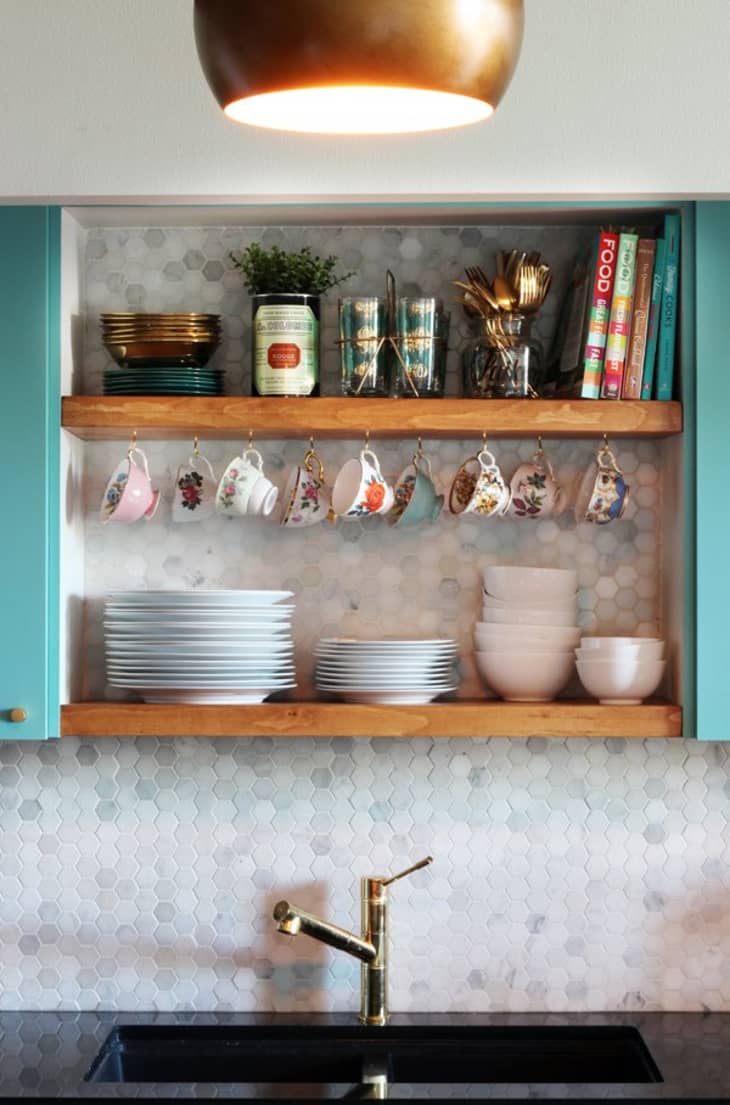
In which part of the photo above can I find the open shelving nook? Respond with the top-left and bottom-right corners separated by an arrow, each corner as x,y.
58,201 -> 693,740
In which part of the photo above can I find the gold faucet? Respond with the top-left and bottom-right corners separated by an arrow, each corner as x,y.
273,856 -> 433,1026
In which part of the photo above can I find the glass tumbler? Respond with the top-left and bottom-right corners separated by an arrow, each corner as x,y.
393,297 -> 448,398
339,297 -> 388,397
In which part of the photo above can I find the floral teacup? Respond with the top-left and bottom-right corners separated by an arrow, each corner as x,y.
449,449 -> 511,518
281,447 -> 332,528
100,446 -> 160,525
172,451 -> 216,523
576,444 -> 630,525
332,447 -> 394,520
216,448 -> 279,518
509,448 -> 563,520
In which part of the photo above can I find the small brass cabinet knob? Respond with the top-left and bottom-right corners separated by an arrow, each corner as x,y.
9,708 -> 27,723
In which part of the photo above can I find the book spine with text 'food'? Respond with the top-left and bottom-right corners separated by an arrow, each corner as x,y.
640,237 -> 666,399
622,238 -> 656,398
580,230 -> 619,398
655,213 -> 681,400
601,231 -> 639,399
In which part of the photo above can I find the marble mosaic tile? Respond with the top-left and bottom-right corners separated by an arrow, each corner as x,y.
1,736 -> 729,1013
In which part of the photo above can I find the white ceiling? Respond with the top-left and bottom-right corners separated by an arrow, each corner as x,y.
0,0 -> 728,201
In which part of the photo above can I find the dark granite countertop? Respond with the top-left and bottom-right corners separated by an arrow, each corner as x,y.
1,1011 -> 729,1102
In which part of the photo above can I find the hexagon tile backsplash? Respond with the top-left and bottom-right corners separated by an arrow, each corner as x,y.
4,220 -> 723,1015
2,735 -> 729,1013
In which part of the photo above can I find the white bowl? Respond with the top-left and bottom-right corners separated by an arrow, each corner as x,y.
576,641 -> 664,663
575,659 -> 666,704
578,636 -> 662,649
482,591 -> 578,612
482,606 -> 578,628
475,650 -> 574,702
483,566 -> 578,602
475,624 -> 582,650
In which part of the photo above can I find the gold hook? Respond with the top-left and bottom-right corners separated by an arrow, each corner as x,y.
417,436 -> 423,454
193,435 -> 200,457
364,430 -> 370,450
482,431 -> 488,450
248,429 -> 254,450
309,435 -> 315,452
602,433 -> 609,450
127,429 -> 137,455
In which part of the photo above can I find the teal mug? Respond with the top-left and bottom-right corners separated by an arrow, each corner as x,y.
390,453 -> 444,527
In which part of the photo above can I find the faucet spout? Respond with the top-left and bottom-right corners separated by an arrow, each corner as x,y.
273,900 -> 376,964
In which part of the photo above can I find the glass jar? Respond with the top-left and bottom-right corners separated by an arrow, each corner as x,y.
462,313 -> 544,399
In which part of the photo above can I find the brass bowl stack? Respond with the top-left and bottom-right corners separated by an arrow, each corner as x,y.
101,313 -> 223,395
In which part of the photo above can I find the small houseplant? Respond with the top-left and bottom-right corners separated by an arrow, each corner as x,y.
231,244 -> 353,397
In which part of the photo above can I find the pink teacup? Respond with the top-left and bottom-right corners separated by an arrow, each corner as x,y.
100,447 -> 160,525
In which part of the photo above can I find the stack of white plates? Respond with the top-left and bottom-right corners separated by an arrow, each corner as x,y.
475,566 -> 579,702
104,590 -> 297,704
315,638 -> 459,705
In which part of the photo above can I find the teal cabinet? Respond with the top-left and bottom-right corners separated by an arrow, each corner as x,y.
0,207 -> 60,740
695,202 -> 730,740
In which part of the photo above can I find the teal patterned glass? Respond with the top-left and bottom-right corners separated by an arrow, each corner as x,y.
339,297 -> 388,397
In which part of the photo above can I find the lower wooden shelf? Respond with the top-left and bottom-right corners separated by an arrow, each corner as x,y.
60,700 -> 682,739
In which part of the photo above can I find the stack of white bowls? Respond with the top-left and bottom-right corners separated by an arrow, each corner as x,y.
575,637 -> 666,704
104,590 -> 297,704
315,638 -> 459,705
474,567 -> 580,702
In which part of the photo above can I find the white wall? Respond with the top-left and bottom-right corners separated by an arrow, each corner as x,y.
0,0 -> 728,201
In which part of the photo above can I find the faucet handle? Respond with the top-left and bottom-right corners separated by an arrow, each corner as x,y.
381,856 -> 433,887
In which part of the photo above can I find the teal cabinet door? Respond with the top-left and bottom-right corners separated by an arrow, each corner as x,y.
696,202 -> 730,740
0,207 -> 60,739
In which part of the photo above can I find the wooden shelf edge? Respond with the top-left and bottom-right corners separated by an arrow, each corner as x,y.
61,701 -> 683,739
61,396 -> 683,441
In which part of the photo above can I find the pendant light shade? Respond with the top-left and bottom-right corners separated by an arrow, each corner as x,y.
193,0 -> 524,135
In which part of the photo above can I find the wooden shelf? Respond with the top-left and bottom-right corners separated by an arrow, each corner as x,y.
61,396 -> 683,441
61,701 -> 682,739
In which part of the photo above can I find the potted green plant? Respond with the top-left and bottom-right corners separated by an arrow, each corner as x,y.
231,244 -> 353,397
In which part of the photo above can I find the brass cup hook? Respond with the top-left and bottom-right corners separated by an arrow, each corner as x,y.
247,429 -> 255,450
192,435 -> 200,458
127,429 -> 138,456
364,430 -> 370,450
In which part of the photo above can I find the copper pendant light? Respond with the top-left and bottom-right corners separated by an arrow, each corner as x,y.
193,0 -> 524,135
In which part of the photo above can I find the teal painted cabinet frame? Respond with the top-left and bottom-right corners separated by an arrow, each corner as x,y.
696,201 -> 730,740
0,200 -> 718,739
0,207 -> 60,740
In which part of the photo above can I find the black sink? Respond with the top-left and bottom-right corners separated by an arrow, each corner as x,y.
86,1024 -> 662,1085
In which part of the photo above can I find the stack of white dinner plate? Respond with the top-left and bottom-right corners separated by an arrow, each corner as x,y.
315,638 -> 459,705
474,566 -> 580,702
104,590 -> 297,704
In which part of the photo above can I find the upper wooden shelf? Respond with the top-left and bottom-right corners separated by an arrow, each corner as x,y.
61,396 -> 683,441
61,700 -> 682,739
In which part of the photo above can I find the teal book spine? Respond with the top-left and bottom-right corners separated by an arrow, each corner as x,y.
655,214 -> 681,399
641,237 -> 666,399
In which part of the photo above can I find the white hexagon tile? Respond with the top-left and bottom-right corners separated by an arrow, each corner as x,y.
2,223 -> 723,1016
1,735 -> 730,1013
